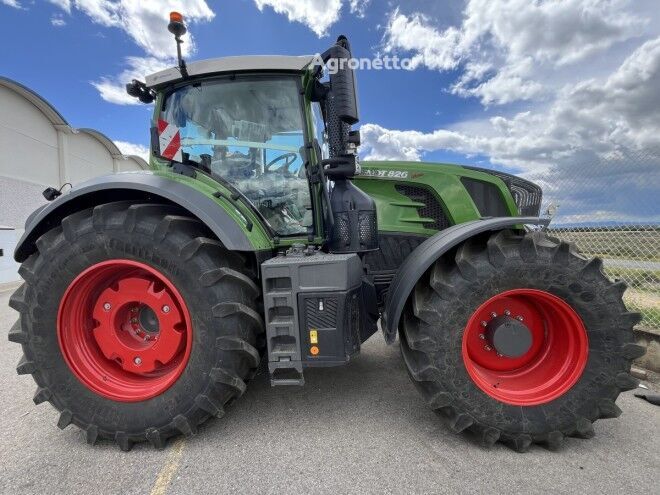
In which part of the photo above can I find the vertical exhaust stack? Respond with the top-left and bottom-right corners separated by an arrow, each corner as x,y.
320,37 -> 378,254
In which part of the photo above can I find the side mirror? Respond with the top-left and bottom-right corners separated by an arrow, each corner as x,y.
126,79 -> 155,104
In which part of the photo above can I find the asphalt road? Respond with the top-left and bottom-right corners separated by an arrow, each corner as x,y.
1,287 -> 658,495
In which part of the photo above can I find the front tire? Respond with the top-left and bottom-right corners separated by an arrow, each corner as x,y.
400,230 -> 645,452
9,202 -> 264,450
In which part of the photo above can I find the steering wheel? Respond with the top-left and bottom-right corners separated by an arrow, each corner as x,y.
265,153 -> 298,173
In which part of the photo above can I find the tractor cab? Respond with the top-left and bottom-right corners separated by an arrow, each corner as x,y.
127,13 -> 376,252
155,71 -> 313,236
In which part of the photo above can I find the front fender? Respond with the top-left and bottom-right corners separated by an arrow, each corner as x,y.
14,173 -> 258,262
381,216 -> 550,343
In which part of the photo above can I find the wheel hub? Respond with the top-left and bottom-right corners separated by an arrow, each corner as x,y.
57,260 -> 193,402
485,315 -> 532,358
138,305 -> 160,334
91,276 -> 185,374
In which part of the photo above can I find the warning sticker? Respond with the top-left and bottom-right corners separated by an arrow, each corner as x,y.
157,119 -> 183,162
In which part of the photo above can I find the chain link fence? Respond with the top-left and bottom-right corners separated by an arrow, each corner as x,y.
533,148 -> 660,330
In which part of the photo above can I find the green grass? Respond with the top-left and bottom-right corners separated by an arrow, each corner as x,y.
629,305 -> 660,331
549,228 -> 660,262
550,228 -> 660,329
605,267 -> 660,294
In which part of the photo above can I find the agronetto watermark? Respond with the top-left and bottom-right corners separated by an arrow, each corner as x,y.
311,53 -> 415,74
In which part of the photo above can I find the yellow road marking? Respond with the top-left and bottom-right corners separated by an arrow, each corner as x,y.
150,438 -> 186,495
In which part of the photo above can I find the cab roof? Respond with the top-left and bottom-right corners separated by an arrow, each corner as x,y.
145,55 -> 316,89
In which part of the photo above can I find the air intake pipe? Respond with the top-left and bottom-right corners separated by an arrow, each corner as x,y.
317,36 -> 377,254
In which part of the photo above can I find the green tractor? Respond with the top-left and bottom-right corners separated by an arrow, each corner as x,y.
9,13 -> 644,452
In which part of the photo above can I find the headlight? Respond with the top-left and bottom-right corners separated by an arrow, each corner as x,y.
464,167 -> 543,217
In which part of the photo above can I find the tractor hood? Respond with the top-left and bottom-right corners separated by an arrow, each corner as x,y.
358,160 -> 543,218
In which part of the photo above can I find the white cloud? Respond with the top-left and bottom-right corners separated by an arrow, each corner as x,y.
384,0 -> 646,105
349,0 -> 370,18
254,0 -> 342,37
115,140 -> 150,162
361,37 -> 660,222
48,0 -> 71,13
253,0 -> 372,36
51,14 -> 66,27
363,38 -> 660,167
384,9 -> 462,71
1,0 -> 22,8
50,1 -> 215,59
92,56 -> 172,105
47,2 -> 215,103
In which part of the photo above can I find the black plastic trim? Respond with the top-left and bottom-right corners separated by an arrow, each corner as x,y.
14,173 -> 255,262
381,216 -> 550,343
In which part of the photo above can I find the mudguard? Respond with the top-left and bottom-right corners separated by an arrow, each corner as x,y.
381,216 -> 550,343
14,173 -> 255,262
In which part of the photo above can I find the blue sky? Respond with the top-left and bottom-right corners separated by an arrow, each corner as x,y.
1,0 -> 659,223
0,0 -> 519,166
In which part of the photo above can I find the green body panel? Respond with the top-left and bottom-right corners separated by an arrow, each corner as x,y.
150,166 -> 272,250
354,161 -> 519,236
147,154 -> 519,249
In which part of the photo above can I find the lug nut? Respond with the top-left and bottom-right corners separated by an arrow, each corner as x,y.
131,318 -> 138,324
479,334 -> 486,340
484,345 -> 492,351
481,321 -> 488,328
497,353 -> 503,358
516,315 -> 524,322
134,357 -> 142,365
103,302 -> 111,311
504,309 -> 511,316
490,312 -> 497,318
162,305 -> 170,313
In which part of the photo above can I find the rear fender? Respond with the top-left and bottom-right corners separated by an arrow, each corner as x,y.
14,173 -> 257,262
381,217 -> 550,343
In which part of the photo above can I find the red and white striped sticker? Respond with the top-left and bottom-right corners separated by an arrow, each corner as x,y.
157,119 -> 183,162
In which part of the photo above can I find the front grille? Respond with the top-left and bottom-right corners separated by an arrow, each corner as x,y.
395,184 -> 451,230
460,178 -> 510,217
463,166 -> 543,217
508,180 -> 543,216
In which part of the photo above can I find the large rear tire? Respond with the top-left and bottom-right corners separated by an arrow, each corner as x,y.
400,229 -> 645,452
9,202 -> 264,450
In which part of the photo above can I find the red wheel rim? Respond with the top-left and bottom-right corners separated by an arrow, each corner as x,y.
462,289 -> 588,406
57,260 -> 193,402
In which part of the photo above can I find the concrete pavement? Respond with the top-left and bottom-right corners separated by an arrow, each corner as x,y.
1,288 -> 658,495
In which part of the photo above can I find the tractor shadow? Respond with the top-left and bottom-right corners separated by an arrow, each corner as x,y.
193,336 -> 478,449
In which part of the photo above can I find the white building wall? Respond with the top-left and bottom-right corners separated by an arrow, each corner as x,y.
0,85 -> 61,185
0,78 -> 149,283
0,228 -> 18,285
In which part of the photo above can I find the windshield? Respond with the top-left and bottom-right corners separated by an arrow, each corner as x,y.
160,77 -> 311,236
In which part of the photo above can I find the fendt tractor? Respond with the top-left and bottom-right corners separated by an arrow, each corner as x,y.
9,13 -> 645,452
